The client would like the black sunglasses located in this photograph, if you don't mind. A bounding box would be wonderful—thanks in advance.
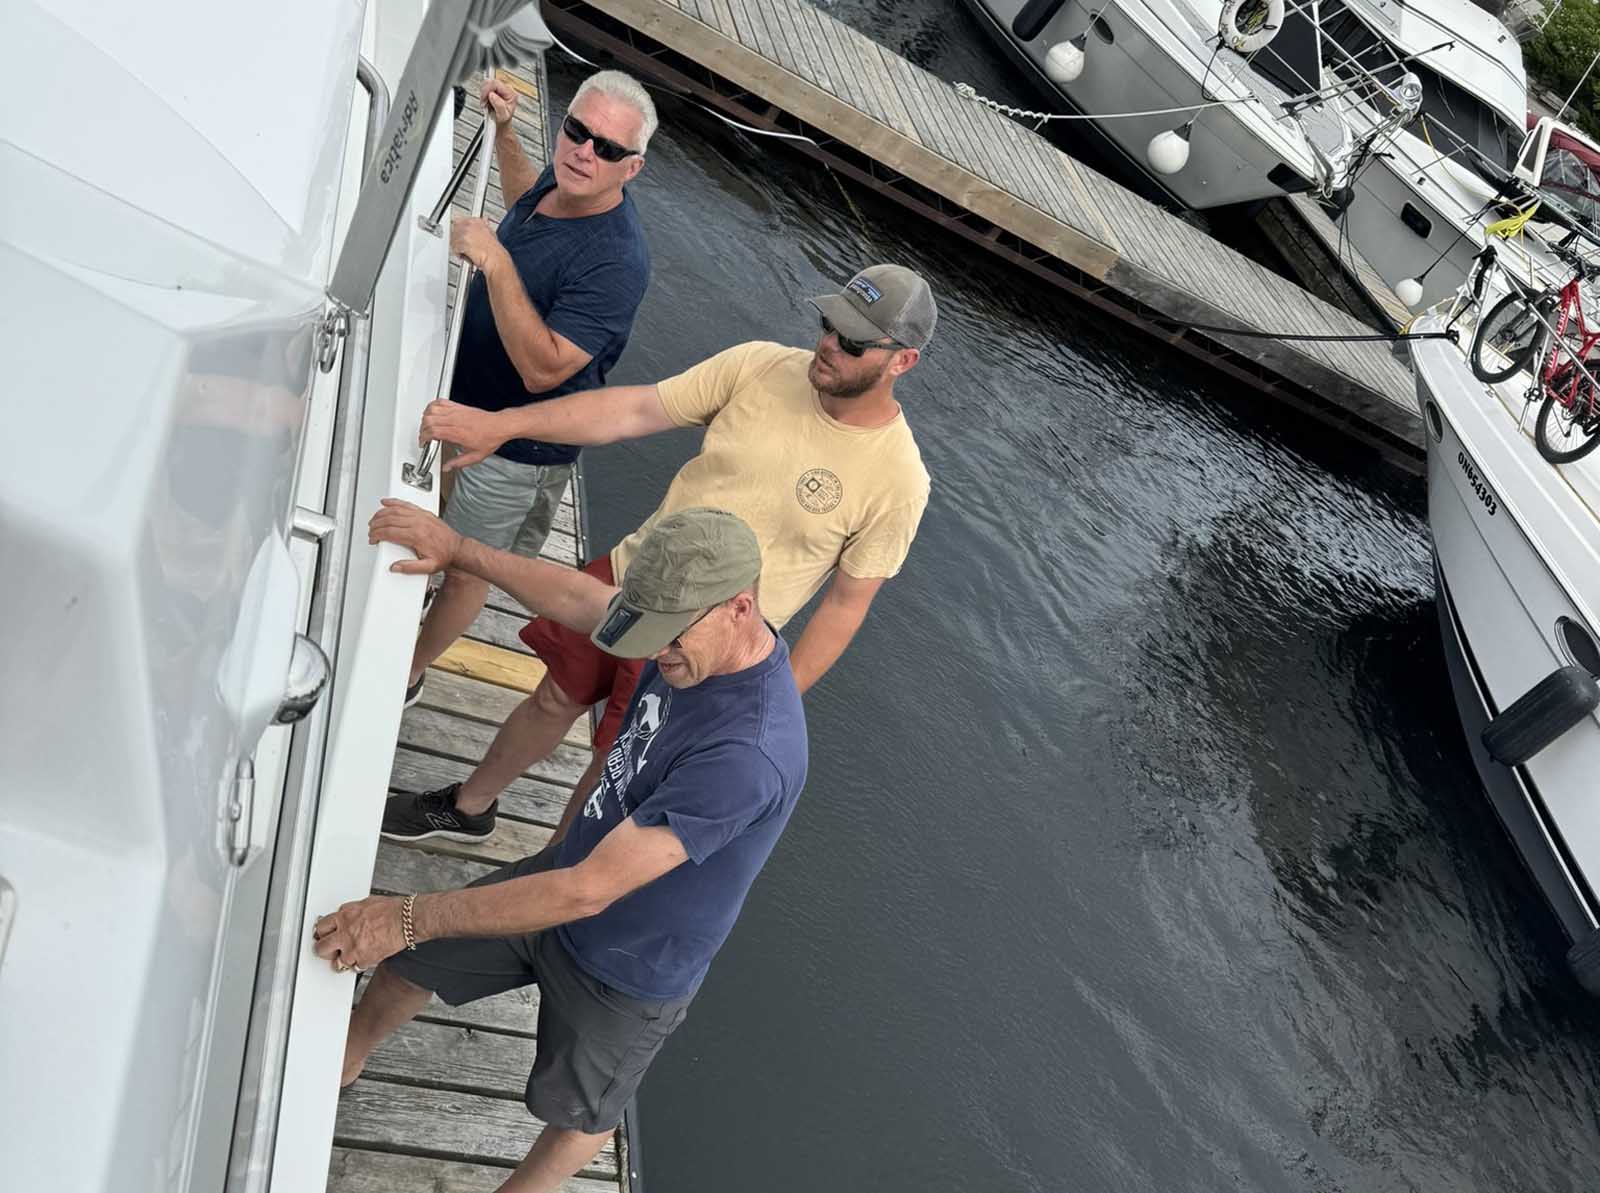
[819,314,903,358]
[561,113,640,164]
[669,605,718,649]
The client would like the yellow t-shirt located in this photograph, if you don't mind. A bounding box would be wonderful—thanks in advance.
[610,341,930,628]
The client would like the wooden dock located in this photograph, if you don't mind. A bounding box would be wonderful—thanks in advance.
[544,0,1426,464]
[325,57,635,1193]
[1255,194,1412,331]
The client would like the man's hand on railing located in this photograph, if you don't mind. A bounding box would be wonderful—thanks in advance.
[481,76,517,127]
[370,498,463,575]
[450,214,506,273]
[420,399,509,470]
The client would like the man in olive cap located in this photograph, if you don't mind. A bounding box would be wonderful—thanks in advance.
[316,500,805,1193]
[385,263,933,851]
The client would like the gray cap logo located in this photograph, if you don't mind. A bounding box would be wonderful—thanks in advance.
[810,263,937,351]
[847,277,883,304]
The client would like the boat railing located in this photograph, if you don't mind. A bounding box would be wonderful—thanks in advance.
[402,115,497,492]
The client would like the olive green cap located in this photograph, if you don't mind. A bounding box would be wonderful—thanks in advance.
[590,508,763,658]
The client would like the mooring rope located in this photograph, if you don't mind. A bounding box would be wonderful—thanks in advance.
[951,82,1254,124]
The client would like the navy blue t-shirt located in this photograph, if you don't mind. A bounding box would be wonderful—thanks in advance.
[451,165,649,465]
[555,633,808,1000]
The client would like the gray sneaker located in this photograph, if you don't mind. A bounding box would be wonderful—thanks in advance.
[380,784,497,843]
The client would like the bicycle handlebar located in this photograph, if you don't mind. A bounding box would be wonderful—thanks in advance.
[1550,242,1600,282]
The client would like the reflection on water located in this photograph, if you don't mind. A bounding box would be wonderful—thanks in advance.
[543,43,1600,1193]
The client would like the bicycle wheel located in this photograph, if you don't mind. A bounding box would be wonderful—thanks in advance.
[1535,372,1600,464]
[1470,290,1546,383]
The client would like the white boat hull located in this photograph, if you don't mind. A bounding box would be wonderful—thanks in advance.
[963,0,1327,209]
[1413,327,1600,943]
[1341,153,1486,310]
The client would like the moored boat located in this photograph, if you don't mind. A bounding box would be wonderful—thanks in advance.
[961,0,1359,209]
[1409,317,1600,989]
[0,0,466,1187]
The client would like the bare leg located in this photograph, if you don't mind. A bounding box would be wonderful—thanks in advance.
[409,569,491,686]
[495,1124,613,1193]
[455,674,587,815]
[341,964,432,1087]
[550,755,603,845]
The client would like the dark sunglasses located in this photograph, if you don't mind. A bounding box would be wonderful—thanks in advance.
[669,605,718,649]
[819,314,903,358]
[561,113,640,164]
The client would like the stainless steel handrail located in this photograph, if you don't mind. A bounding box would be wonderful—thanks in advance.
[402,118,496,492]
[420,118,485,234]
[224,55,387,1193]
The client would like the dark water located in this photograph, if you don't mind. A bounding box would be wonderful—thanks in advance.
[543,43,1600,1191]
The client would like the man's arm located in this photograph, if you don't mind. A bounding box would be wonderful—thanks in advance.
[420,384,677,470]
[492,111,541,208]
[312,819,687,969]
[416,818,687,941]
[789,571,886,694]
[368,499,614,632]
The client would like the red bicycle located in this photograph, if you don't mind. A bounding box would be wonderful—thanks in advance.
[1470,240,1600,464]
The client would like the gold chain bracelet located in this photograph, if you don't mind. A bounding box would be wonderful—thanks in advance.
[400,894,418,951]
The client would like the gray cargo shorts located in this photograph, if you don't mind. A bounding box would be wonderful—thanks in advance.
[442,452,572,559]
[383,847,692,1134]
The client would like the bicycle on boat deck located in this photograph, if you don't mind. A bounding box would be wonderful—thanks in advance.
[1468,238,1600,465]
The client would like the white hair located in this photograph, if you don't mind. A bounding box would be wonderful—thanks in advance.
[570,70,659,154]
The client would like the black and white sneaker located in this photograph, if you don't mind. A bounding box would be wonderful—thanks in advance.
[403,673,425,709]
[380,784,498,843]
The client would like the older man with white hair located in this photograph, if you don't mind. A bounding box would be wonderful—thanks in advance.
[405,69,658,705]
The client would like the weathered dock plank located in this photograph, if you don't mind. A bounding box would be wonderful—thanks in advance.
[372,838,500,895]
[328,1148,613,1193]
[1286,194,1410,330]
[465,605,540,655]
[334,1081,619,1177]
[435,637,554,696]
[363,1019,538,1100]
[389,746,575,827]
[418,667,588,747]
[399,705,589,788]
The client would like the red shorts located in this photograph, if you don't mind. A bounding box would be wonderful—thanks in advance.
[518,555,646,758]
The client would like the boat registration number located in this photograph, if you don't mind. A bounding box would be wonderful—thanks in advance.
[1457,450,1498,517]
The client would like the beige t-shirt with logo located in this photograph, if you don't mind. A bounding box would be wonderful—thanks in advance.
[609,341,930,628]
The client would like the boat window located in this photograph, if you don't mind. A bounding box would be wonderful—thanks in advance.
[1541,134,1600,227]
[1318,0,1397,91]
[1316,1,1519,171]
[1249,1,1324,98]
[1412,64,1518,172]
[1517,127,1542,174]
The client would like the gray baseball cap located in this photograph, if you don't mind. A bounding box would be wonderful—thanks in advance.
[590,508,763,658]
[809,264,938,351]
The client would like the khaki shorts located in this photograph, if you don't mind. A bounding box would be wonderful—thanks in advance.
[382,847,692,1133]
[442,453,572,558]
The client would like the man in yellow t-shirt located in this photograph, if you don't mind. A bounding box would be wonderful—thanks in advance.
[381,264,933,845]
